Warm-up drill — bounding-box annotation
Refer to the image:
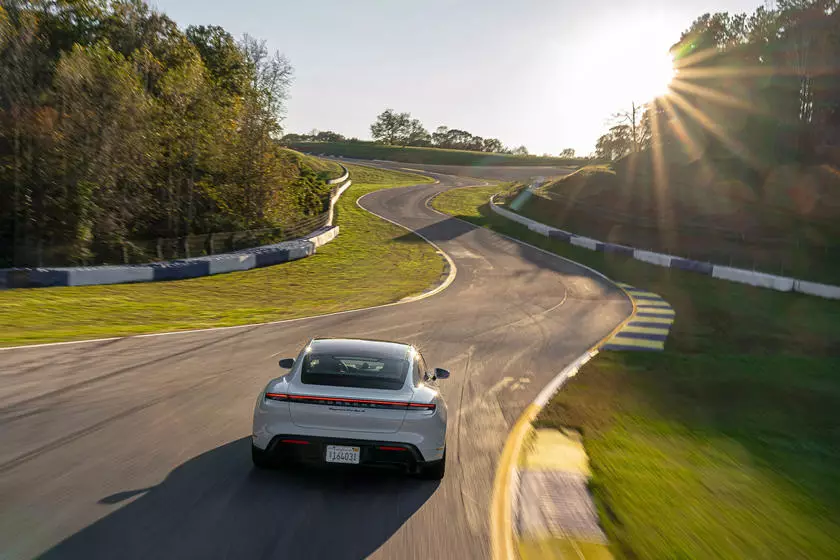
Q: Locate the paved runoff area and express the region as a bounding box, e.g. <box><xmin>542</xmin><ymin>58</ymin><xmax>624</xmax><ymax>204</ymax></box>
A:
<box><xmin>515</xmin><ymin>428</ymin><xmax>612</xmax><ymax>560</ymax></box>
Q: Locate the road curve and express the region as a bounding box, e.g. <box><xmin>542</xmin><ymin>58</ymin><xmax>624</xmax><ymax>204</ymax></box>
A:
<box><xmin>0</xmin><ymin>163</ymin><xmax>630</xmax><ymax>560</ymax></box>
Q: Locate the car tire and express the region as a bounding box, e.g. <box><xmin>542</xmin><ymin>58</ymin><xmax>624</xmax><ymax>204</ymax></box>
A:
<box><xmin>251</xmin><ymin>443</ymin><xmax>274</xmax><ymax>469</ymax></box>
<box><xmin>417</xmin><ymin>448</ymin><xmax>446</xmax><ymax>480</ymax></box>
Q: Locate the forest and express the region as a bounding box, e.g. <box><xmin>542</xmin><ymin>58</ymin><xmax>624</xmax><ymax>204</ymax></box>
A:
<box><xmin>596</xmin><ymin>0</ymin><xmax>840</xmax><ymax>169</ymax></box>
<box><xmin>0</xmin><ymin>0</ymin><xmax>335</xmax><ymax>267</ymax></box>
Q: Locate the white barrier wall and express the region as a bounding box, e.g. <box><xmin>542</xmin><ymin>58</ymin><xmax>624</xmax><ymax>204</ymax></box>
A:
<box><xmin>68</xmin><ymin>266</ymin><xmax>155</xmax><ymax>287</ymax></box>
<box><xmin>492</xmin><ymin>203</ymin><xmax>534</xmax><ymax>227</ymax></box>
<box><xmin>570</xmin><ymin>236</ymin><xmax>598</xmax><ymax>251</ymax></box>
<box><xmin>634</xmin><ymin>250</ymin><xmax>674</xmax><ymax>268</ymax></box>
<box><xmin>712</xmin><ymin>266</ymin><xmax>795</xmax><ymax>292</ymax></box>
<box><xmin>795</xmin><ymin>280</ymin><xmax>840</xmax><ymax>300</ymax></box>
<box><xmin>326</xmin><ymin>180</ymin><xmax>352</xmax><ymax>226</ymax></box>
<box><xmin>327</xmin><ymin>165</ymin><xmax>350</xmax><ymax>185</ymax></box>
<box><xmin>528</xmin><ymin>222</ymin><xmax>552</xmax><ymax>236</ymax></box>
<box><xmin>490</xmin><ymin>193</ymin><xmax>840</xmax><ymax>301</ymax></box>
<box><xmin>309</xmin><ymin>226</ymin><xmax>339</xmax><ymax>248</ymax></box>
<box><xmin>208</xmin><ymin>254</ymin><xmax>256</xmax><ymax>275</ymax></box>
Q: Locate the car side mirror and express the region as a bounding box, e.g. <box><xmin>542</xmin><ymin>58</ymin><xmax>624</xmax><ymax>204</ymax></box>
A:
<box><xmin>278</xmin><ymin>358</ymin><xmax>295</xmax><ymax>369</ymax></box>
<box><xmin>434</xmin><ymin>368</ymin><xmax>450</xmax><ymax>380</ymax></box>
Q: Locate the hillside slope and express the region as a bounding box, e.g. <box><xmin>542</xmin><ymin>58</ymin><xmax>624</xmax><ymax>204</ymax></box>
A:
<box><xmin>517</xmin><ymin>148</ymin><xmax>840</xmax><ymax>282</ymax></box>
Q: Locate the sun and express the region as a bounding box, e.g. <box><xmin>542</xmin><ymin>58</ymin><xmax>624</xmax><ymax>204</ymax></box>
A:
<box><xmin>605</xmin><ymin>46</ymin><xmax>677</xmax><ymax>105</ymax></box>
<box><xmin>629</xmin><ymin>53</ymin><xmax>677</xmax><ymax>101</ymax></box>
<box><xmin>653</xmin><ymin>54</ymin><xmax>678</xmax><ymax>96</ymax></box>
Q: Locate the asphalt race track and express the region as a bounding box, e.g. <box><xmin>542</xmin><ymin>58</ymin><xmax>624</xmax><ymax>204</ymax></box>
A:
<box><xmin>0</xmin><ymin>162</ymin><xmax>631</xmax><ymax>560</ymax></box>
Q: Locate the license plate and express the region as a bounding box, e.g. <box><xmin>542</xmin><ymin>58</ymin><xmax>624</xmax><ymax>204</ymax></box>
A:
<box><xmin>325</xmin><ymin>445</ymin><xmax>360</xmax><ymax>464</ymax></box>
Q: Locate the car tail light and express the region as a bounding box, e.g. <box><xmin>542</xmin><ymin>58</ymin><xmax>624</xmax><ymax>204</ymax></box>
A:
<box><xmin>267</xmin><ymin>392</ymin><xmax>435</xmax><ymax>411</ymax></box>
<box><xmin>280</xmin><ymin>439</ymin><xmax>309</xmax><ymax>445</ymax></box>
<box><xmin>408</xmin><ymin>402</ymin><xmax>436</xmax><ymax>411</ymax></box>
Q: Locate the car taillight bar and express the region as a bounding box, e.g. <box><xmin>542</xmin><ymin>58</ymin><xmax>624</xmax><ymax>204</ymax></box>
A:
<box><xmin>265</xmin><ymin>392</ymin><xmax>435</xmax><ymax>411</ymax></box>
<box><xmin>280</xmin><ymin>439</ymin><xmax>309</xmax><ymax>445</ymax></box>
<box><xmin>378</xmin><ymin>446</ymin><xmax>406</xmax><ymax>451</ymax></box>
<box><xmin>408</xmin><ymin>402</ymin><xmax>436</xmax><ymax>411</ymax></box>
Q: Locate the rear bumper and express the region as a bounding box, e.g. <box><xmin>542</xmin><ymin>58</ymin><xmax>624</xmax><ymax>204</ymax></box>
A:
<box><xmin>259</xmin><ymin>434</ymin><xmax>432</xmax><ymax>470</ymax></box>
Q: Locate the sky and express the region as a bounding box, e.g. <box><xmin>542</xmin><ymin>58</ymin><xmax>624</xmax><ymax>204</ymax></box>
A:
<box><xmin>152</xmin><ymin>0</ymin><xmax>764</xmax><ymax>156</ymax></box>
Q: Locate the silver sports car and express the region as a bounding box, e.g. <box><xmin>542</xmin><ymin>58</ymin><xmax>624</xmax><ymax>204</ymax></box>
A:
<box><xmin>252</xmin><ymin>338</ymin><xmax>450</xmax><ymax>479</ymax></box>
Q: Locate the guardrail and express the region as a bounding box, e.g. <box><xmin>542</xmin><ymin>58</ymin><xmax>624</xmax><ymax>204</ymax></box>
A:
<box><xmin>514</xmin><ymin>186</ymin><xmax>840</xmax><ymax>277</ymax></box>
<box><xmin>489</xmin><ymin>194</ymin><xmax>840</xmax><ymax>300</ymax></box>
<box><xmin>327</xmin><ymin>164</ymin><xmax>350</xmax><ymax>185</ymax></box>
<box><xmin>0</xmin><ymin>169</ymin><xmax>352</xmax><ymax>289</ymax></box>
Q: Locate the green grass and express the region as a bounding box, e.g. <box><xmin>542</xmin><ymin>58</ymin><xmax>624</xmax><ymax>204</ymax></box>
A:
<box><xmin>0</xmin><ymin>164</ymin><xmax>440</xmax><ymax>347</ymax></box>
<box><xmin>286</xmin><ymin>141</ymin><xmax>588</xmax><ymax>167</ymax></box>
<box><xmin>433</xmin><ymin>185</ymin><xmax>840</xmax><ymax>559</ymax></box>
<box><xmin>279</xmin><ymin>148</ymin><xmax>344</xmax><ymax>179</ymax></box>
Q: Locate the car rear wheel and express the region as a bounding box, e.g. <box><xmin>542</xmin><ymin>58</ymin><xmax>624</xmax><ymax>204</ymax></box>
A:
<box><xmin>251</xmin><ymin>443</ymin><xmax>274</xmax><ymax>469</ymax></box>
<box><xmin>417</xmin><ymin>448</ymin><xmax>446</xmax><ymax>480</ymax></box>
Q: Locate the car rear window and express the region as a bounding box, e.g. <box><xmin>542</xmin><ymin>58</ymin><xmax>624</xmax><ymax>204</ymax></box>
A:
<box><xmin>300</xmin><ymin>354</ymin><xmax>410</xmax><ymax>390</ymax></box>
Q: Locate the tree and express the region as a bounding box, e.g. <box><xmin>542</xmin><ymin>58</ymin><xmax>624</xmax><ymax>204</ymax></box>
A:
<box><xmin>432</xmin><ymin>125</ymin><xmax>449</xmax><ymax>147</ymax></box>
<box><xmin>512</xmin><ymin>145</ymin><xmax>529</xmax><ymax>156</ymax></box>
<box><xmin>483</xmin><ymin>138</ymin><xmax>504</xmax><ymax>153</ymax></box>
<box><xmin>186</xmin><ymin>25</ymin><xmax>249</xmax><ymax>96</ymax></box>
<box><xmin>315</xmin><ymin>130</ymin><xmax>345</xmax><ymax>142</ymax></box>
<box><xmin>240</xmin><ymin>34</ymin><xmax>293</xmax><ymax>130</ymax></box>
<box><xmin>370</xmin><ymin>108</ymin><xmax>411</xmax><ymax>145</ymax></box>
<box><xmin>155</xmin><ymin>47</ymin><xmax>220</xmax><ymax>239</ymax></box>
<box><xmin>53</xmin><ymin>41</ymin><xmax>154</xmax><ymax>261</ymax></box>
<box><xmin>280</xmin><ymin>132</ymin><xmax>310</xmax><ymax>143</ymax></box>
<box><xmin>613</xmin><ymin>101</ymin><xmax>647</xmax><ymax>153</ymax></box>
<box><xmin>405</xmin><ymin>118</ymin><xmax>430</xmax><ymax>146</ymax></box>
<box><xmin>0</xmin><ymin>0</ymin><xmax>318</xmax><ymax>267</ymax></box>
<box><xmin>665</xmin><ymin>0</ymin><xmax>840</xmax><ymax>162</ymax></box>
<box><xmin>559</xmin><ymin>148</ymin><xmax>576</xmax><ymax>158</ymax></box>
<box><xmin>595</xmin><ymin>125</ymin><xmax>633</xmax><ymax>160</ymax></box>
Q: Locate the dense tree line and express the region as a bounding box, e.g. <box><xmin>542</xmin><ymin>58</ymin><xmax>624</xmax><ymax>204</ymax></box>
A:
<box><xmin>284</xmin><ymin>113</ymin><xmax>575</xmax><ymax>157</ymax></box>
<box><xmin>595</xmin><ymin>0</ymin><xmax>840</xmax><ymax>164</ymax></box>
<box><xmin>367</xmin><ymin>109</ymin><xmax>529</xmax><ymax>154</ymax></box>
<box><xmin>0</xmin><ymin>0</ymin><xmax>327</xmax><ymax>267</ymax></box>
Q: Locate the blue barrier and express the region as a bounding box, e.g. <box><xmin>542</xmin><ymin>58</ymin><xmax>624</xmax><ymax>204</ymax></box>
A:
<box><xmin>255</xmin><ymin>249</ymin><xmax>292</xmax><ymax>267</ymax></box>
<box><xmin>548</xmin><ymin>230</ymin><xmax>572</xmax><ymax>241</ymax></box>
<box><xmin>27</xmin><ymin>269</ymin><xmax>70</xmax><ymax>288</ymax></box>
<box><xmin>5</xmin><ymin>269</ymin><xmax>31</xmax><ymax>288</ymax></box>
<box><xmin>670</xmin><ymin>258</ymin><xmax>713</xmax><ymax>275</ymax></box>
<box><xmin>151</xmin><ymin>261</ymin><xmax>210</xmax><ymax>281</ymax></box>
<box><xmin>601</xmin><ymin>243</ymin><xmax>635</xmax><ymax>256</ymax></box>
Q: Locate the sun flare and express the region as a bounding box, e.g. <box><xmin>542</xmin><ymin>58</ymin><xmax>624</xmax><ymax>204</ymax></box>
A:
<box><xmin>632</xmin><ymin>53</ymin><xmax>676</xmax><ymax>101</ymax></box>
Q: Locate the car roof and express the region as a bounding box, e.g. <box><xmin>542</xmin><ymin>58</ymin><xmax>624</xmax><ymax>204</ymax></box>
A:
<box><xmin>309</xmin><ymin>338</ymin><xmax>412</xmax><ymax>359</ymax></box>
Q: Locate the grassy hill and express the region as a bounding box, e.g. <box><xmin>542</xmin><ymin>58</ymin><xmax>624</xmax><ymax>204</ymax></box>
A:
<box><xmin>432</xmin><ymin>184</ymin><xmax>840</xmax><ymax>560</ymax></box>
<box><xmin>510</xmin><ymin>146</ymin><xmax>840</xmax><ymax>283</ymax></box>
<box><xmin>285</xmin><ymin>141</ymin><xmax>589</xmax><ymax>167</ymax></box>
<box><xmin>282</xmin><ymin>149</ymin><xmax>344</xmax><ymax>179</ymax></box>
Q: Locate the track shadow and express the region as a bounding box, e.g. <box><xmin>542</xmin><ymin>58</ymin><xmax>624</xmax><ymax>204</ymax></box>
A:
<box><xmin>393</xmin><ymin>215</ymin><xmax>477</xmax><ymax>246</ymax></box>
<box><xmin>395</xmin><ymin>213</ymin><xmax>625</xmax><ymax>300</ymax></box>
<box><xmin>43</xmin><ymin>437</ymin><xmax>438</xmax><ymax>560</ymax></box>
